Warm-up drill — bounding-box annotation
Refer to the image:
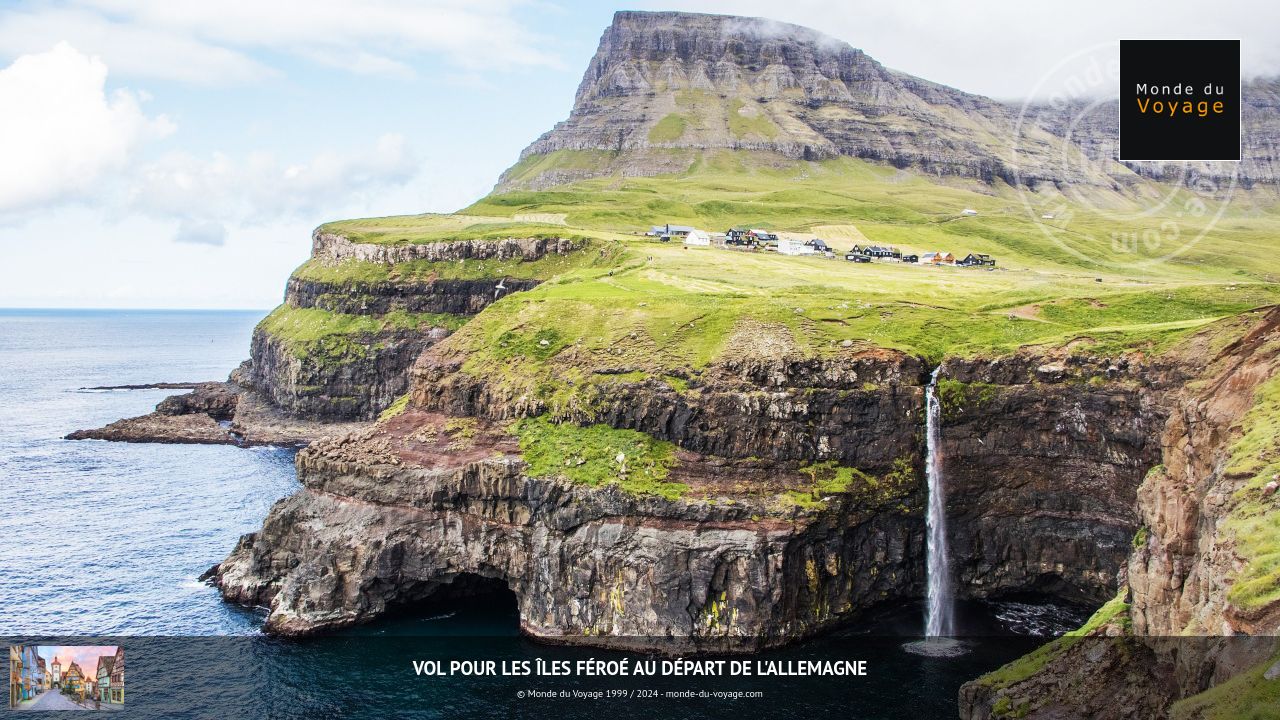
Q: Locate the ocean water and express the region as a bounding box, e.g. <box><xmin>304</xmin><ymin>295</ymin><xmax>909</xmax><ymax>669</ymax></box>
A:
<box><xmin>0</xmin><ymin>309</ymin><xmax>1089</xmax><ymax>719</ymax></box>
<box><xmin>0</xmin><ymin>309</ymin><xmax>294</xmax><ymax>636</ymax></box>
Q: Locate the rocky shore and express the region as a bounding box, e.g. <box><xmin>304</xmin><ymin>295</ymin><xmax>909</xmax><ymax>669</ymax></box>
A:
<box><xmin>66</xmin><ymin>381</ymin><xmax>368</xmax><ymax>446</ymax></box>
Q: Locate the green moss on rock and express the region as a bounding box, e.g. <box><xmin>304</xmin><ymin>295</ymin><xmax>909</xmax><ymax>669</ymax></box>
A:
<box><xmin>936</xmin><ymin>378</ymin><xmax>999</xmax><ymax>418</ymax></box>
<box><xmin>257</xmin><ymin>306</ymin><xmax>467</xmax><ymax>366</ymax></box>
<box><xmin>515</xmin><ymin>416</ymin><xmax>686</xmax><ymax>500</ymax></box>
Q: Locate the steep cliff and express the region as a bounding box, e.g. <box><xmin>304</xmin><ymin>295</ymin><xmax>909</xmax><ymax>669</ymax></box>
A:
<box><xmin>235</xmin><ymin>232</ymin><xmax>589</xmax><ymax>421</ymax></box>
<box><xmin>67</xmin><ymin>228</ymin><xmax>598</xmax><ymax>442</ymax></box>
<box><xmin>938</xmin><ymin>351</ymin><xmax>1180</xmax><ymax>605</ymax></box>
<box><xmin>210</xmin><ymin>346</ymin><xmax>930</xmax><ymax>648</ymax></box>
<box><xmin>208</xmin><ymin>320</ymin><xmax>1219</xmax><ymax>650</ymax></box>
<box><xmin>960</xmin><ymin>307</ymin><xmax>1280</xmax><ymax>719</ymax></box>
<box><xmin>214</xmin><ymin>420</ymin><xmax>926</xmax><ymax>650</ymax></box>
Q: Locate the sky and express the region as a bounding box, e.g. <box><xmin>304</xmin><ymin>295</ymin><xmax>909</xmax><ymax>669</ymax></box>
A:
<box><xmin>0</xmin><ymin>0</ymin><xmax>1276</xmax><ymax>309</ymax></box>
<box><xmin>36</xmin><ymin>645</ymin><xmax>117</xmax><ymax>678</ymax></box>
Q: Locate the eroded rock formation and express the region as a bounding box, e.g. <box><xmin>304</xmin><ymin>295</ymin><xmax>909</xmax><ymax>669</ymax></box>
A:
<box><xmin>207</xmin><ymin>331</ymin><xmax>1203</xmax><ymax>651</ymax></box>
<box><xmin>209</xmin><ymin>408</ymin><xmax>925</xmax><ymax>650</ymax></box>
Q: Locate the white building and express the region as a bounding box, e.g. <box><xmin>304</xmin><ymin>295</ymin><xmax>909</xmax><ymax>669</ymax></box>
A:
<box><xmin>776</xmin><ymin>237</ymin><xmax>815</xmax><ymax>256</ymax></box>
<box><xmin>683</xmin><ymin>229</ymin><xmax>711</xmax><ymax>246</ymax></box>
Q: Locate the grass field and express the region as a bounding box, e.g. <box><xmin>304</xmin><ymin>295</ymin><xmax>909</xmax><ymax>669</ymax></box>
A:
<box><xmin>302</xmin><ymin>152</ymin><xmax>1280</xmax><ymax>408</ymax></box>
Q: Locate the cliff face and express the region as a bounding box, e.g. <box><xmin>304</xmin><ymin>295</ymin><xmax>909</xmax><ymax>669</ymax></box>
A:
<box><xmin>939</xmin><ymin>353</ymin><xmax>1179</xmax><ymax>604</ymax></box>
<box><xmin>412</xmin><ymin>348</ymin><xmax>927</xmax><ymax>470</ymax></box>
<box><xmin>959</xmin><ymin>308</ymin><xmax>1280</xmax><ymax>720</ymax></box>
<box><xmin>238</xmin><ymin>323</ymin><xmax>447</xmax><ymax>421</ymax></box>
<box><xmin>208</xmin><ymin>332</ymin><xmax>1203</xmax><ymax>650</ymax></box>
<box><xmin>235</xmin><ymin>232</ymin><xmax>584</xmax><ymax>421</ymax></box>
<box><xmin>212</xmin><ymin>406</ymin><xmax>925</xmax><ymax>650</ymax></box>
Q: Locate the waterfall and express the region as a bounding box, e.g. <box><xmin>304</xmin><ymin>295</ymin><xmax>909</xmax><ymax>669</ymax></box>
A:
<box><xmin>923</xmin><ymin>366</ymin><xmax>954</xmax><ymax>638</ymax></box>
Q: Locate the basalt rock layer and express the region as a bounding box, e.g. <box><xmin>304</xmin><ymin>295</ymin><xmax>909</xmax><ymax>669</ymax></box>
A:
<box><xmin>285</xmin><ymin>276</ymin><xmax>541</xmax><ymax>316</ymax></box>
<box><xmin>959</xmin><ymin>307</ymin><xmax>1280</xmax><ymax>719</ymax></box>
<box><xmin>235</xmin><ymin>231</ymin><xmax>584</xmax><ymax>421</ymax></box>
<box><xmin>938</xmin><ymin>352</ymin><xmax>1181</xmax><ymax>604</ymax></box>
<box><xmin>210</xmin><ymin>410</ymin><xmax>925</xmax><ymax>650</ymax></box>
<box><xmin>208</xmin><ymin>335</ymin><xmax>1202</xmax><ymax>649</ymax></box>
<box><xmin>410</xmin><ymin>348</ymin><xmax>928</xmax><ymax>470</ymax></box>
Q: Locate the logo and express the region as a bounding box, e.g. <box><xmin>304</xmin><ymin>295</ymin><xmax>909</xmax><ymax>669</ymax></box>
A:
<box><xmin>1120</xmin><ymin>40</ymin><xmax>1241</xmax><ymax>161</ymax></box>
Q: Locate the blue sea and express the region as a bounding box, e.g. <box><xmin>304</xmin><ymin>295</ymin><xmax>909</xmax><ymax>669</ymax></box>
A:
<box><xmin>0</xmin><ymin>309</ymin><xmax>1086</xmax><ymax>719</ymax></box>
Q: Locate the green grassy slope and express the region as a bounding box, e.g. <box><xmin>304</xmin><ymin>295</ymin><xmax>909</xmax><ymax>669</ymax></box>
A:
<box><xmin>302</xmin><ymin>153</ymin><xmax>1280</xmax><ymax>409</ymax></box>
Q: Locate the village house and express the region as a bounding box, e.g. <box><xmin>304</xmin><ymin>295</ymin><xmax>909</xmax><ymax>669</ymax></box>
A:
<box><xmin>95</xmin><ymin>655</ymin><xmax>114</xmax><ymax>704</ymax></box>
<box><xmin>36</xmin><ymin>656</ymin><xmax>47</xmax><ymax>692</ymax></box>
<box><xmin>8</xmin><ymin>646</ymin><xmax>20</xmax><ymax>707</ymax></box>
<box><xmin>21</xmin><ymin>646</ymin><xmax>39</xmax><ymax>701</ymax></box>
<box><xmin>724</xmin><ymin>227</ymin><xmax>779</xmax><ymax>247</ymax></box>
<box><xmin>957</xmin><ymin>253</ymin><xmax>996</xmax><ymax>267</ymax></box>
<box><xmin>682</xmin><ymin>229</ymin><xmax>711</xmax><ymax>246</ymax></box>
<box><xmin>920</xmin><ymin>252</ymin><xmax>956</xmax><ymax>265</ymax></box>
<box><xmin>108</xmin><ymin>647</ymin><xmax>123</xmax><ymax>704</ymax></box>
<box><xmin>647</xmin><ymin>224</ymin><xmax>695</xmax><ymax>242</ymax></box>
<box><xmin>63</xmin><ymin>661</ymin><xmax>84</xmax><ymax>696</ymax></box>
<box><xmin>849</xmin><ymin>244</ymin><xmax>900</xmax><ymax>259</ymax></box>
<box><xmin>805</xmin><ymin>238</ymin><xmax>834</xmax><ymax>255</ymax></box>
<box><xmin>775</xmin><ymin>234</ymin><xmax>815</xmax><ymax>256</ymax></box>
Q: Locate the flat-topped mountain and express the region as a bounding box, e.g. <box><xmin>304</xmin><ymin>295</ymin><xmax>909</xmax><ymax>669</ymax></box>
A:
<box><xmin>500</xmin><ymin>10</ymin><xmax>1275</xmax><ymax>192</ymax></box>
<box><xmin>504</xmin><ymin>11</ymin><xmax>1097</xmax><ymax>189</ymax></box>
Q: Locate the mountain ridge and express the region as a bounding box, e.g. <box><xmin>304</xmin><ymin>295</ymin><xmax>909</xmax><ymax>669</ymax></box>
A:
<box><xmin>497</xmin><ymin>10</ymin><xmax>1276</xmax><ymax>193</ymax></box>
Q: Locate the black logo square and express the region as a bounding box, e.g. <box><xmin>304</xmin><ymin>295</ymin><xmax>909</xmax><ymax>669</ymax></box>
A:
<box><xmin>1119</xmin><ymin>40</ymin><xmax>1240</xmax><ymax>161</ymax></box>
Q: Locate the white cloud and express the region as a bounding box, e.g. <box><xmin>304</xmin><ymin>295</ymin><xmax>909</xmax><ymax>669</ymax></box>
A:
<box><xmin>0</xmin><ymin>0</ymin><xmax>560</xmax><ymax>85</ymax></box>
<box><xmin>0</xmin><ymin>41</ymin><xmax>420</xmax><ymax>239</ymax></box>
<box><xmin>129</xmin><ymin>133</ymin><xmax>420</xmax><ymax>233</ymax></box>
<box><xmin>0</xmin><ymin>8</ymin><xmax>271</xmax><ymax>85</ymax></box>
<box><xmin>0</xmin><ymin>42</ymin><xmax>173</xmax><ymax>215</ymax></box>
